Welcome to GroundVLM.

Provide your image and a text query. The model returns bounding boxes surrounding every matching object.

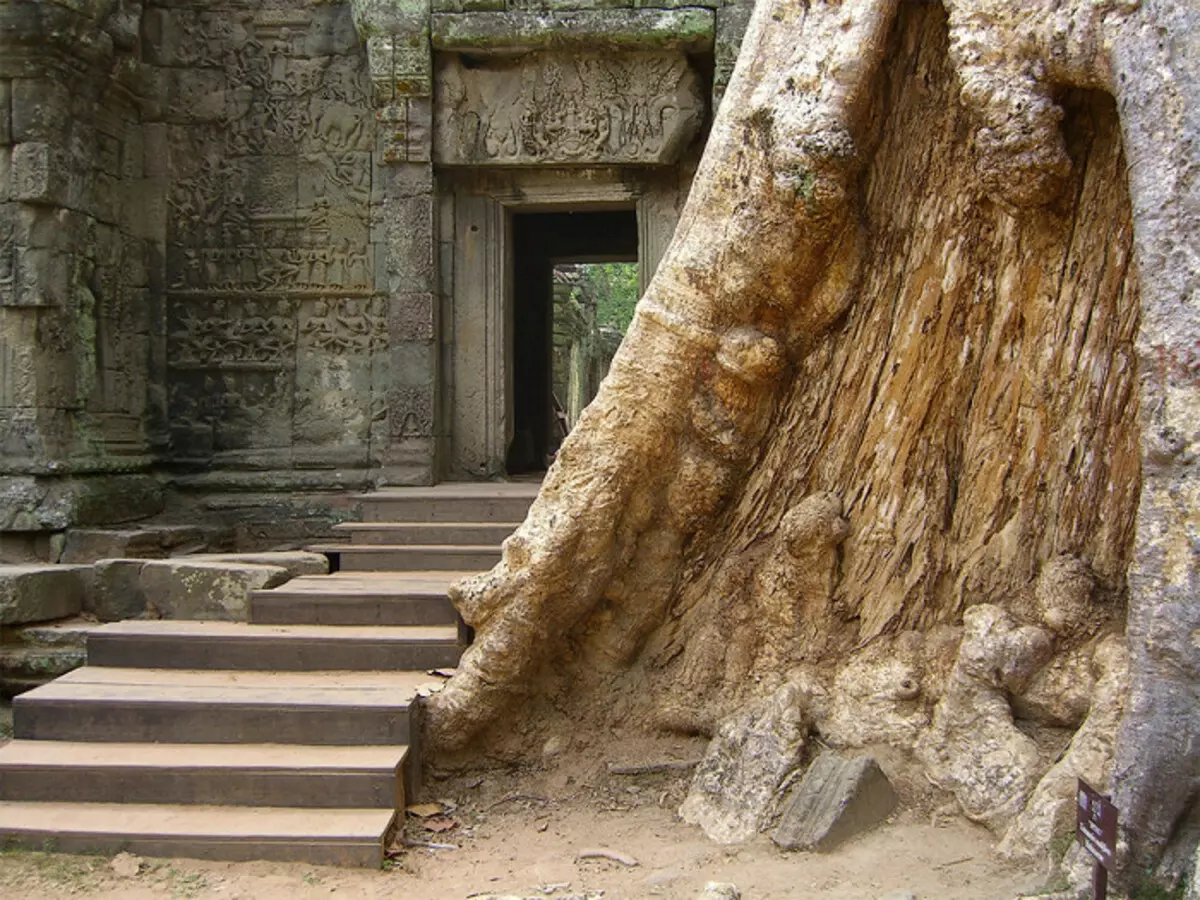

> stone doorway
[444,169,687,481]
[507,211,638,475]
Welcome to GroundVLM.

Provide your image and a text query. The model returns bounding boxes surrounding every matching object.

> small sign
[1076,778,1118,870]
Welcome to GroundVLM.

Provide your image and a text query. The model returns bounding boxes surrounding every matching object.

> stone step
[310,544,503,573]
[356,484,538,524]
[0,801,395,867]
[251,572,462,626]
[0,741,406,810]
[87,620,463,672]
[333,521,521,545]
[13,667,435,745]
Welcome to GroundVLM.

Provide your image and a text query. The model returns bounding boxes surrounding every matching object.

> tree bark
[427,0,1198,876]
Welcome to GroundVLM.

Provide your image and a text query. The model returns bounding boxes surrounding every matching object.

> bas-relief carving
[299,296,387,354]
[434,52,704,166]
[389,385,434,439]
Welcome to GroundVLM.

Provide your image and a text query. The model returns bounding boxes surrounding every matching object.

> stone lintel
[433,51,705,167]
[430,9,715,54]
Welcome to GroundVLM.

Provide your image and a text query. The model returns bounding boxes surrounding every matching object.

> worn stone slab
[139,561,292,622]
[60,525,233,564]
[89,560,291,622]
[186,552,329,580]
[0,565,87,625]
[772,754,898,852]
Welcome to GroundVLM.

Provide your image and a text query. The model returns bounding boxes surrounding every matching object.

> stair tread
[335,521,523,530]
[352,484,540,500]
[0,740,405,770]
[0,801,395,841]
[309,543,502,552]
[260,571,473,594]
[93,620,458,641]
[31,666,439,701]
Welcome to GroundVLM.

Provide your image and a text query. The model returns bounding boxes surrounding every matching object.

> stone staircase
[0,483,538,867]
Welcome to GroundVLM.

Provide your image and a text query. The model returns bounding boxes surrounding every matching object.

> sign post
[1076,779,1118,900]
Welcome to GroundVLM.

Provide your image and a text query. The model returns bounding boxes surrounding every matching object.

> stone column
[354,0,440,486]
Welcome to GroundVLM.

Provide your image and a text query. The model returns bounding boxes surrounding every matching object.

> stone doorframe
[441,168,688,479]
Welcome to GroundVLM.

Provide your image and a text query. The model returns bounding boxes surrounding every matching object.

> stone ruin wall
[0,0,751,551]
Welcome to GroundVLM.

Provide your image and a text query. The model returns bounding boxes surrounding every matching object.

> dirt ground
[0,732,1048,900]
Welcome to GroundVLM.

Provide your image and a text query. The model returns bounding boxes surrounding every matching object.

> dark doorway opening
[507,209,639,475]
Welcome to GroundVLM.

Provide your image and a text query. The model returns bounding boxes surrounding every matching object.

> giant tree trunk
[427,0,1199,877]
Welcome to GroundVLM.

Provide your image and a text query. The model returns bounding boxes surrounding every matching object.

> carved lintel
[434,52,705,166]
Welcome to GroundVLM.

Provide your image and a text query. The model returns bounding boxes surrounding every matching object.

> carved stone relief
[434,52,705,166]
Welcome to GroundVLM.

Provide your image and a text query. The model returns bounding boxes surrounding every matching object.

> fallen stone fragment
[680,679,808,843]
[772,753,898,851]
[698,883,740,900]
[0,565,87,625]
[110,852,143,877]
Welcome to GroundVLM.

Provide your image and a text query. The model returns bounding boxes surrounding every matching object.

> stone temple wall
[1,0,165,535]
[0,0,755,548]
[151,2,385,480]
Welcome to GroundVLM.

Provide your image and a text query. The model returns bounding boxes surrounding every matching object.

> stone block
[0,81,10,146]
[0,564,87,625]
[60,525,232,564]
[186,551,330,580]
[391,293,436,341]
[6,246,68,307]
[91,559,291,622]
[772,754,898,852]
[372,158,434,202]
[0,148,10,202]
[140,561,291,621]
[430,9,715,54]
[384,195,436,292]
[164,69,227,124]
[11,143,69,207]
[10,78,72,143]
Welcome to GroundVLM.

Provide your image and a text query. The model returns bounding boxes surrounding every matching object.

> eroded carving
[168,298,297,369]
[434,52,704,166]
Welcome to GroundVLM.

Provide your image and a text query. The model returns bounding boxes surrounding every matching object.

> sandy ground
[0,734,1047,900]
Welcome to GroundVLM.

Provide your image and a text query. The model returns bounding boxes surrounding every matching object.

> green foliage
[573,262,640,333]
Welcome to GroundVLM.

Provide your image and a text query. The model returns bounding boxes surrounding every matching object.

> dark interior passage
[507,210,639,475]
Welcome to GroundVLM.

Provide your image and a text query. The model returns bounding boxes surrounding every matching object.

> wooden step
[333,521,521,545]
[356,483,538,524]
[13,667,436,746]
[0,801,395,867]
[0,741,405,809]
[311,544,503,572]
[87,621,463,671]
[251,571,462,626]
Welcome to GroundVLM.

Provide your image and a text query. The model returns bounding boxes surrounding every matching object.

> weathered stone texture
[430,9,715,53]
[772,754,898,852]
[90,558,291,622]
[0,564,87,625]
[433,52,704,166]
[679,681,808,844]
[59,525,234,564]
